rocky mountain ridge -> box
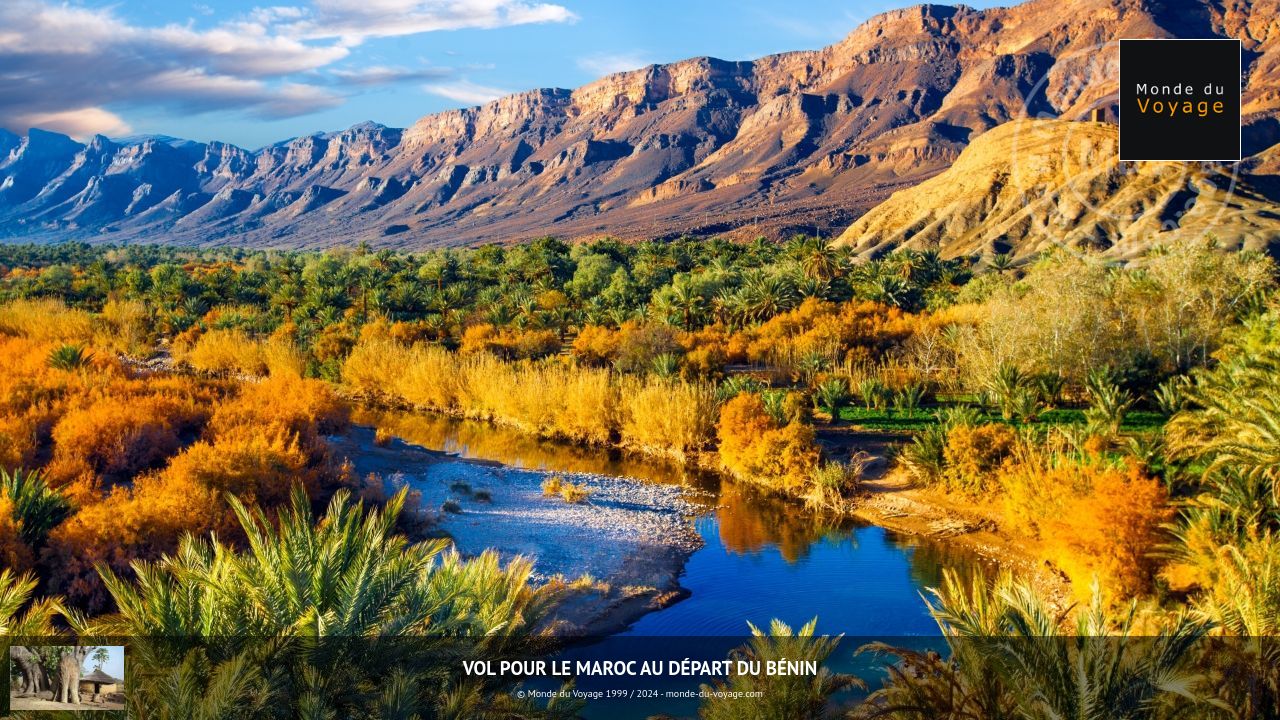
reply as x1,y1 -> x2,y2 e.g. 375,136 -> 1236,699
1,0 -> 1277,249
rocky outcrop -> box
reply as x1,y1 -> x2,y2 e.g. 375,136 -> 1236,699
835,119 -> 1280,258
0,0 -> 1277,248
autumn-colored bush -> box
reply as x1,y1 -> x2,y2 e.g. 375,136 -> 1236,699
47,396 -> 187,487
161,430 -> 313,512
0,496 -> 33,571
998,460 -> 1089,539
343,335 -> 716,456
613,321 -> 681,374
572,325 -> 621,366
1043,463 -> 1173,600
460,323 -> 502,356
45,472 -> 217,613
178,328 -> 305,378
941,423 -> 1018,493
461,323 -> 560,360
97,299 -> 152,355
0,409 -> 44,471
0,298 -> 94,343
461,354 -> 618,445
179,327 -> 264,375
738,299 -> 922,371
209,376 -> 349,460
678,326 -> 735,377
41,375 -> 347,613
717,393 -> 820,493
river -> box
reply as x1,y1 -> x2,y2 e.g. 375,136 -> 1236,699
351,408 -> 986,717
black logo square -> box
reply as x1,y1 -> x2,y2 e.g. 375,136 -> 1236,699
1119,38 -> 1241,162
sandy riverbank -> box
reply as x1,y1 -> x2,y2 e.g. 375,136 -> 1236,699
328,426 -> 706,636
817,425 -> 1074,611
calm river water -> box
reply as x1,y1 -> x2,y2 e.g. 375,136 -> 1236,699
356,409 -> 986,718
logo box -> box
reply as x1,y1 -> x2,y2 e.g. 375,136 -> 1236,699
1119,38 -> 1241,162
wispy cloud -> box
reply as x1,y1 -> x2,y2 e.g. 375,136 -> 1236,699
423,79 -> 510,105
277,0 -> 578,46
576,52 -> 653,77
0,0 -> 575,138
330,64 -> 456,86
7,108 -> 133,138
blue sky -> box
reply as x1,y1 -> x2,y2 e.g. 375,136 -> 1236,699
83,645 -> 126,681
0,0 -> 1003,148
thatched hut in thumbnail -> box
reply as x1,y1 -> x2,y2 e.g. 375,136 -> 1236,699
78,667 -> 121,699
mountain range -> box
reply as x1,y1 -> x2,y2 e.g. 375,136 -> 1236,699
1,0 -> 1278,253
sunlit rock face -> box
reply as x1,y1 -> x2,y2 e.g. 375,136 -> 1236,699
1,0 -> 1277,249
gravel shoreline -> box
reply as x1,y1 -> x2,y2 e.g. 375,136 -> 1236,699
329,425 -> 706,634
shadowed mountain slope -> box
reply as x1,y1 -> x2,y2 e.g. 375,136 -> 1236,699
1,0 -> 1278,248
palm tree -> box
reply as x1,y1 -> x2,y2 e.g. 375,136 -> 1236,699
740,272 -> 797,322
1185,532 -> 1280,719
1084,367 -> 1136,436
1167,347 -> 1280,501
857,571 -> 1215,720
701,618 -> 860,720
0,568 -> 60,637
95,487 -> 566,719
813,377 -> 849,423
1,467 -> 71,547
797,236 -> 841,283
988,252 -> 1015,274
984,362 -> 1035,422
47,343 -> 93,371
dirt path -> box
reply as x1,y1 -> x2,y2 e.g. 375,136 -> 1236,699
9,693 -> 125,711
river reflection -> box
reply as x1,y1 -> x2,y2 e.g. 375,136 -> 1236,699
353,408 -> 979,580
356,409 -> 983,719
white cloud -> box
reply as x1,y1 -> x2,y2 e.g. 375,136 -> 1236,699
331,64 -> 455,86
8,108 -> 133,139
424,80 -> 510,105
283,0 -> 578,44
0,0 -> 575,137
576,52 -> 652,77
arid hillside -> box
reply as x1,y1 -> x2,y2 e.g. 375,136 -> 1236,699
835,119 -> 1280,259
1,0 -> 1278,248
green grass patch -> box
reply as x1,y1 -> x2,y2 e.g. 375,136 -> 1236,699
838,405 -> 1168,433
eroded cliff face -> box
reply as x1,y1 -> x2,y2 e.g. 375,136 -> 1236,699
2,0 -> 1277,249
835,119 -> 1280,259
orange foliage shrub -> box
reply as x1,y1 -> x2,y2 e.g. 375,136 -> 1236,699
998,461 -> 1089,539
572,325 -> 621,366
45,473 -> 217,613
739,299 -> 921,369
1043,463 -> 1173,600
678,326 -> 733,377
717,393 -> 820,493
613,322 -> 680,374
461,323 -> 560,360
179,327 -> 264,375
310,323 -> 358,364
47,396 -> 187,486
161,431 -> 313,512
619,378 -> 718,457
460,323 -> 501,354
209,376 -> 349,452
942,423 -> 1018,493
0,409 -> 44,470
0,496 -> 33,571
44,376 -> 348,613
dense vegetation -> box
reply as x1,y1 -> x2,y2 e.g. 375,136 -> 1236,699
1,235 -> 1278,718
